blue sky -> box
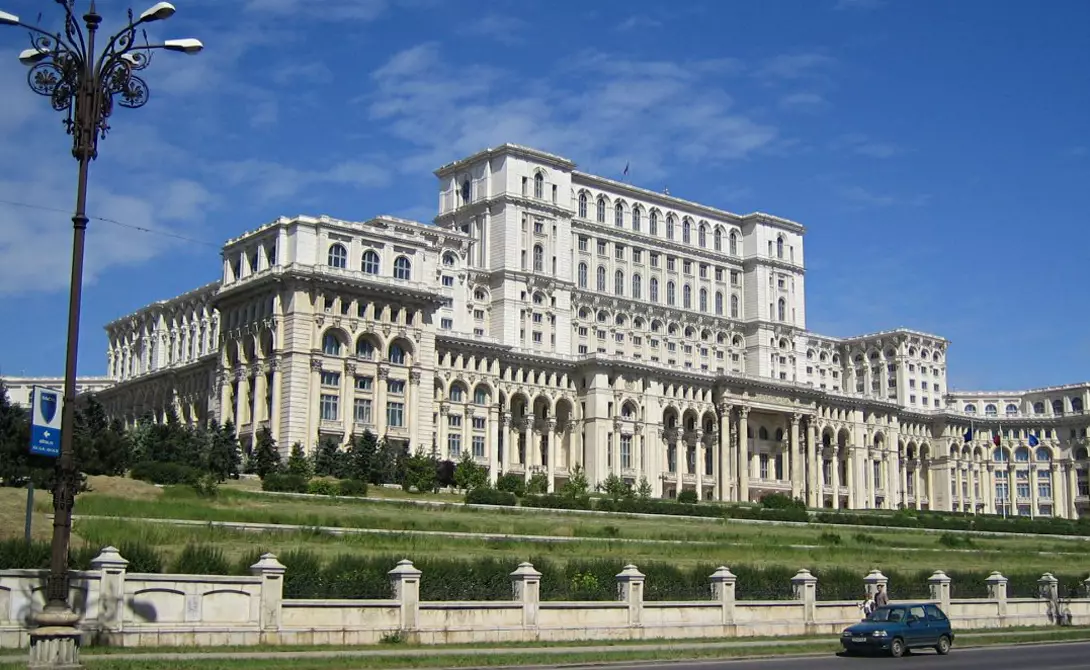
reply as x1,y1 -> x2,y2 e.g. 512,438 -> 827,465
0,0 -> 1087,391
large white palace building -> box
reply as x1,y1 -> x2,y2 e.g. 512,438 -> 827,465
22,144 -> 1088,517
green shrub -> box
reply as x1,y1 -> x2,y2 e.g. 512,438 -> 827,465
760,493 -> 806,511
130,461 -> 201,486
170,544 -> 231,575
495,473 -> 526,497
261,473 -> 309,493
117,541 -> 164,573
675,489 -> 698,504
307,478 -> 338,496
337,479 -> 369,497
465,487 -> 517,506
521,493 -> 592,510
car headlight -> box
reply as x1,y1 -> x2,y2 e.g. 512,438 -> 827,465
871,630 -> 888,637
842,630 -> 852,636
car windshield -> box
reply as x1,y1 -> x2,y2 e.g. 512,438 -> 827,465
867,607 -> 905,622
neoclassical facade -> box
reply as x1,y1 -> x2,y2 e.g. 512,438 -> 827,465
90,144 -> 1090,518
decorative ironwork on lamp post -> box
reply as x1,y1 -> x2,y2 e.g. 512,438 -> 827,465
0,2 -> 200,666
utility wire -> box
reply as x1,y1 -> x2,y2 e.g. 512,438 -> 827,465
0,198 -> 221,248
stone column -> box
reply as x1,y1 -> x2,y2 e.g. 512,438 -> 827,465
831,446 -> 841,510
339,362 -> 354,437
737,408 -> 750,502
928,570 -> 951,611
234,367 -> 248,428
694,430 -> 704,500
389,559 -> 422,635
488,405 -> 500,485
616,564 -> 646,628
792,569 -> 818,629
718,403 -> 732,502
269,359 -> 283,444
710,566 -> 737,627
307,359 -> 322,445
546,419 -> 557,493
790,414 -> 802,500
913,460 -> 923,510
806,420 -> 818,507
92,546 -> 129,634
407,367 -> 421,443
1051,462 -> 1063,519
1067,461 -> 1079,519
1038,572 -> 1059,602
985,571 -> 1008,621
437,403 -> 449,458
251,553 -> 287,632
511,562 -> 542,629
375,365 -> 389,437
846,446 -> 857,509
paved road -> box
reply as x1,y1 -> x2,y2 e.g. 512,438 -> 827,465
618,641 -> 1090,670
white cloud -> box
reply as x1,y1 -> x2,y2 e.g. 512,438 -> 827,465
832,133 -> 907,158
242,0 -> 389,20
459,15 -> 528,45
616,15 -> 663,31
214,159 -> 391,201
779,92 -> 828,111
754,53 -> 836,82
838,185 -> 930,209
366,44 -> 776,181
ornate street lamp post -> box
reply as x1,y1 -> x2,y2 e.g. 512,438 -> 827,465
0,2 -> 201,666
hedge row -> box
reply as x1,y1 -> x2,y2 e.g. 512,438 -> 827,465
467,489 -> 1090,539
261,473 -> 368,497
2,540 -> 1081,602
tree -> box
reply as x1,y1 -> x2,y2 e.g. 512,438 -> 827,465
251,426 -> 282,479
598,473 -> 632,502
204,420 -> 242,481
526,471 -> 549,495
370,437 -> 405,485
73,395 -> 132,476
346,430 -> 377,482
402,447 -> 438,493
453,452 -> 488,491
560,464 -> 589,499
635,476 -> 653,499
286,442 -> 313,478
313,436 -> 347,479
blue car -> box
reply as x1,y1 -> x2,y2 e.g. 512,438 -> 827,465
840,603 -> 954,657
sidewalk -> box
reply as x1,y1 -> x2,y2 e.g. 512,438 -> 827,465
1,628 -> 1083,664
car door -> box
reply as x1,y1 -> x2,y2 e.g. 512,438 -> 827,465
924,604 -> 950,644
905,605 -> 930,646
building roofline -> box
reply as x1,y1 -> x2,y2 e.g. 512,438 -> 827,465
223,214 -> 470,251
805,327 -> 950,347
946,381 -> 1090,398
102,281 -> 220,332
434,144 -> 577,177
573,171 -> 806,234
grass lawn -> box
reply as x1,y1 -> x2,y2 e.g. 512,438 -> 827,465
43,477 -> 1088,575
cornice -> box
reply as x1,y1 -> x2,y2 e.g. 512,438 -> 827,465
741,255 -> 806,276
569,290 -> 745,332
434,144 -> 576,178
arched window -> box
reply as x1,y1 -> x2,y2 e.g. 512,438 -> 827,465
474,386 -> 489,404
1032,402 -> 1045,415
596,197 -> 607,223
449,384 -> 465,402
442,252 -> 456,267
322,332 -> 341,355
777,298 -> 786,321
984,404 -> 997,417
964,404 -> 977,414
1005,403 -> 1018,416
532,244 -> 544,272
730,294 -> 739,318
992,447 -> 1007,462
666,216 -> 675,240
361,250 -> 380,274
683,284 -> 692,308
729,231 -> 738,255
667,281 -> 676,306
327,243 -> 347,268
1074,398 -> 1085,412
578,192 -> 588,218
632,206 -> 642,231
699,288 -> 708,312
533,172 -> 544,199
1014,447 -> 1029,462
776,236 -> 784,259
356,338 -> 375,359
632,274 -> 642,299
614,203 -> 624,227
577,262 -> 588,288
460,180 -> 470,203
614,270 -> 624,295
649,211 -> 659,236
698,224 -> 707,248
649,277 -> 659,302
682,219 -> 691,244
393,256 -> 412,280
713,228 -> 722,251
715,291 -> 723,315
596,266 -> 607,291
389,343 -> 407,365
1035,447 -> 1050,462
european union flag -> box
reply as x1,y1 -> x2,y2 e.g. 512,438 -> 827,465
962,428 -> 973,443
1028,433 -> 1040,447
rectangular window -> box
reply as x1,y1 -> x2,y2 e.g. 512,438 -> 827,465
578,236 -> 589,252
615,245 -> 625,260
650,253 -> 660,268
320,394 -> 339,421
597,240 -> 607,255
353,398 -> 372,424
386,402 -> 405,427
447,433 -> 462,457
320,371 -> 340,387
632,249 -> 642,264
474,309 -> 485,320
472,435 -> 485,458
441,318 -> 453,330
472,416 -> 486,430
354,376 -> 373,391
387,379 -> 406,395
448,414 -> 462,428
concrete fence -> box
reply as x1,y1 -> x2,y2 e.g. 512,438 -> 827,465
1,547 -> 1088,649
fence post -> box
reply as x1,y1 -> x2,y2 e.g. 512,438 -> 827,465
616,564 -> 645,630
863,569 -> 888,600
250,553 -> 286,633
1038,573 -> 1059,601
91,546 -> 129,635
928,570 -> 951,612
709,566 -> 737,627
791,569 -> 817,631
984,571 -> 1008,622
388,559 -> 422,637
510,562 -> 542,631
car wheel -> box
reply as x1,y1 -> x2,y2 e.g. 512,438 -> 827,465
935,635 -> 951,655
890,638 -> 905,658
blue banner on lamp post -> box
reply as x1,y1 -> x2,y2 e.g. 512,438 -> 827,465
29,386 -> 63,458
